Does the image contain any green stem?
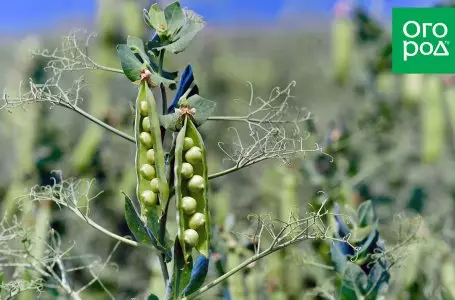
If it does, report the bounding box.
[159,50,168,114]
[183,235,312,300]
[208,116,298,124]
[58,101,135,143]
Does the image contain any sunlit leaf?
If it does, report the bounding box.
[116,44,143,82]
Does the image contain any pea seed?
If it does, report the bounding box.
[188,175,204,192]
[142,117,151,132]
[185,146,202,165]
[140,132,153,148]
[150,178,160,193]
[146,149,155,164]
[183,137,195,151]
[182,196,197,215]
[140,164,156,180]
[140,101,149,116]
[181,162,194,179]
[183,229,199,247]
[141,190,157,206]
[189,212,205,230]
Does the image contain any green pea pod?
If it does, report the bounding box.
[175,116,210,262]
[135,81,169,222]
[332,17,354,84]
[402,74,423,106]
[422,76,445,163]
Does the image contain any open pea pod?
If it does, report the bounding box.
[174,116,210,262]
[134,81,170,245]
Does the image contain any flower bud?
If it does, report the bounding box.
[140,101,149,116]
[189,212,205,230]
[183,229,199,247]
[140,164,156,180]
[146,149,155,164]
[188,175,204,192]
[150,178,160,193]
[183,137,195,151]
[142,117,151,132]
[185,146,202,165]
[181,162,194,179]
[181,196,197,215]
[141,190,157,206]
[140,132,153,148]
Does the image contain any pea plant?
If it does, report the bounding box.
[0,2,363,299]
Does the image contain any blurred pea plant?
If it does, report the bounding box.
[0,2,377,299]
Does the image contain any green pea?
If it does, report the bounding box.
[140,164,156,180]
[146,149,155,164]
[182,196,197,215]
[150,178,160,193]
[183,137,195,151]
[141,190,157,206]
[185,146,203,165]
[181,162,194,179]
[140,101,149,116]
[183,229,199,248]
[142,116,151,132]
[189,212,205,230]
[188,175,204,192]
[139,132,153,148]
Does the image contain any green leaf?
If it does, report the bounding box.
[357,200,376,227]
[157,15,205,54]
[187,95,216,127]
[124,194,170,256]
[127,35,150,64]
[164,1,185,36]
[181,255,209,296]
[339,262,369,299]
[148,3,167,32]
[160,111,183,132]
[127,35,146,55]
[167,238,193,300]
[151,72,176,88]
[117,44,143,82]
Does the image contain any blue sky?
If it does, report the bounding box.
[0,0,439,35]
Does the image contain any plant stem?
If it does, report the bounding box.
[183,235,310,300]
[208,158,267,180]
[158,254,170,286]
[159,50,168,114]
[208,116,300,124]
[59,101,135,143]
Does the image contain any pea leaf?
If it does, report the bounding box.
[187,95,216,127]
[117,44,143,82]
[156,13,205,54]
[147,294,159,300]
[357,200,376,227]
[127,35,146,55]
[165,1,185,36]
[160,111,182,132]
[181,255,209,297]
[123,194,171,258]
[339,262,369,299]
[166,238,193,300]
[148,3,167,32]
[330,240,348,273]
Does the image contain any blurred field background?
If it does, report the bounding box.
[1,0,455,299]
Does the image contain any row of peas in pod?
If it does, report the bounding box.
[135,81,169,220]
[175,116,210,261]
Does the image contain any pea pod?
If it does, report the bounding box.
[135,81,169,221]
[175,116,210,261]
